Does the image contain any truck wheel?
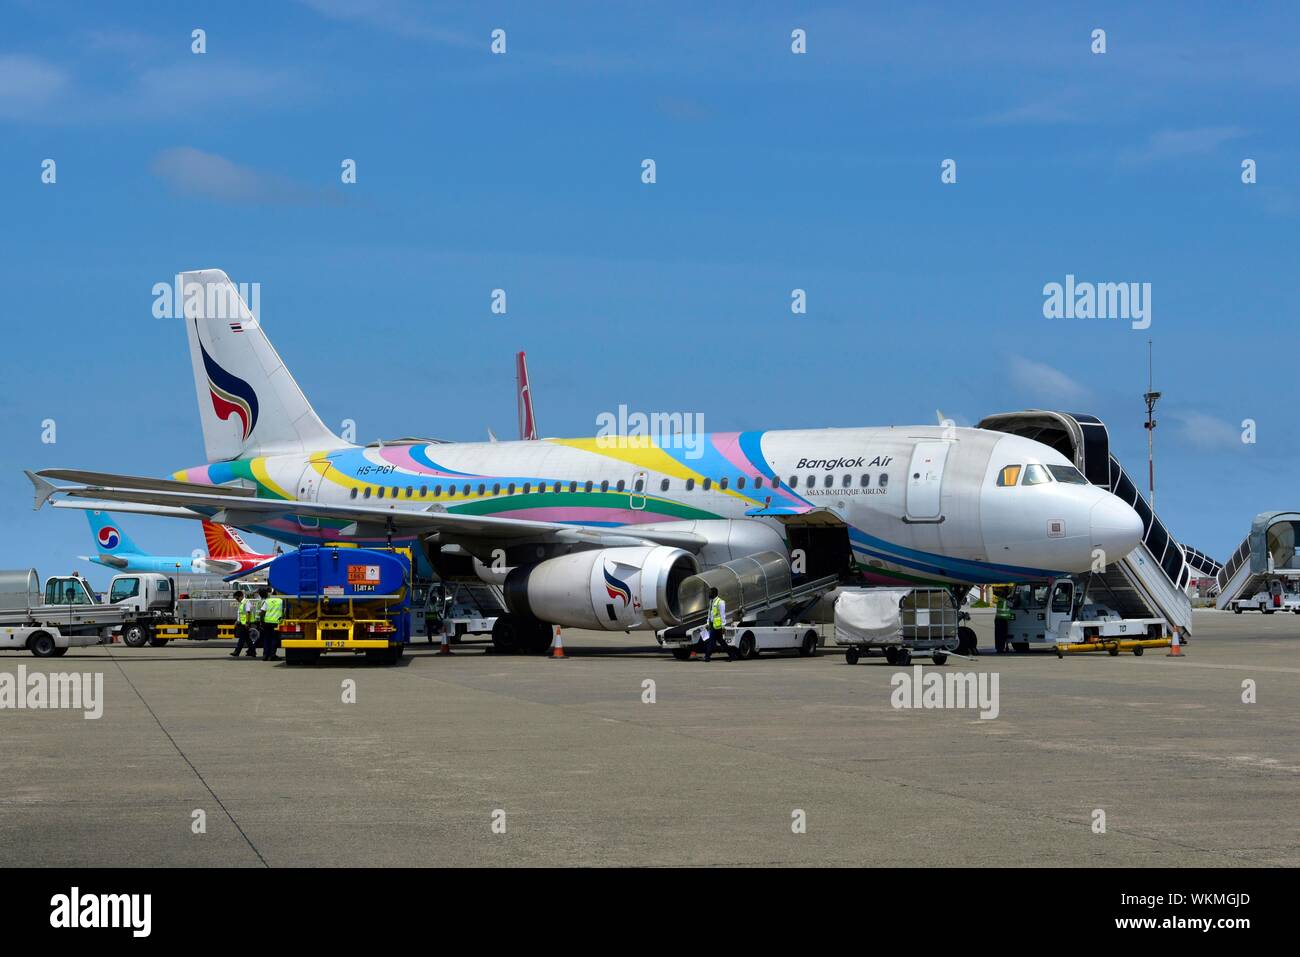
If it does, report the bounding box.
[1107,645,1120,656]
[671,646,693,661]
[122,624,151,648]
[738,632,757,660]
[931,653,948,666]
[148,636,169,647]
[884,647,899,665]
[51,646,69,657]
[957,626,978,655]
[798,630,818,657]
[29,632,57,658]
[896,648,912,666]
[845,647,860,665]
[1133,646,1144,656]
[1233,606,1242,614]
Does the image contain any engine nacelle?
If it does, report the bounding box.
[503,546,698,631]
[630,518,788,567]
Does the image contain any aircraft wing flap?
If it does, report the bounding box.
[38,469,256,497]
[51,498,204,519]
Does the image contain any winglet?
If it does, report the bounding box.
[26,470,59,510]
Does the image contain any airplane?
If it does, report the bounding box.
[30,268,1145,654]
[79,508,275,575]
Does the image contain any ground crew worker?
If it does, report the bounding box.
[701,587,731,662]
[230,589,258,658]
[258,587,285,661]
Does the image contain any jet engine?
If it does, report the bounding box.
[503,545,698,631]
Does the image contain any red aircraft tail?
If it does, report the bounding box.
[516,351,538,440]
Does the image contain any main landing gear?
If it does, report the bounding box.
[491,614,553,655]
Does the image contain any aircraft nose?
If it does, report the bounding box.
[1089,496,1144,565]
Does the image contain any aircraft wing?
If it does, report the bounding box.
[29,469,708,553]
[52,498,203,518]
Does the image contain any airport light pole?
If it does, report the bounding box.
[1143,339,1161,513]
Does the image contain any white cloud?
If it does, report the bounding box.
[0,53,305,126]
[1169,411,1245,451]
[296,0,475,48]
[0,55,71,118]
[150,147,337,206]
[1008,356,1089,404]
[1119,126,1247,166]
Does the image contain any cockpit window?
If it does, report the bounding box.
[1047,464,1089,485]
[1022,464,1051,486]
[996,465,1022,487]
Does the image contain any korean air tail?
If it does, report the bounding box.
[180,269,351,463]
[85,510,143,557]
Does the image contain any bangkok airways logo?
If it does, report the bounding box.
[603,565,632,606]
[97,526,121,550]
[196,324,259,442]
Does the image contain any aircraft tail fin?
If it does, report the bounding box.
[203,520,254,559]
[516,350,538,440]
[179,269,351,463]
[85,510,143,557]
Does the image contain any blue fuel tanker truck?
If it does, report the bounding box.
[268,545,412,665]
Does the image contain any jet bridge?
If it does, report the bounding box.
[1214,511,1300,610]
[978,411,1194,634]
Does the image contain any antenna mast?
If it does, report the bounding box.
[1143,339,1161,512]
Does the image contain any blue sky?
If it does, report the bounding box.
[1,1,1297,585]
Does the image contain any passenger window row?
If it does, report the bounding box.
[344,471,892,500]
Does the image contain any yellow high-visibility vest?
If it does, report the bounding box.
[262,596,285,625]
[237,598,255,624]
[709,597,725,629]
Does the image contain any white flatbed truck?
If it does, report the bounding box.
[0,625,100,657]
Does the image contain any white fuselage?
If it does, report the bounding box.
[175,424,1144,587]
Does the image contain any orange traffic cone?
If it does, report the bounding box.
[439,629,452,655]
[549,625,567,659]
[1167,629,1184,657]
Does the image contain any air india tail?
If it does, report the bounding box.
[203,520,257,560]
[179,269,351,463]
